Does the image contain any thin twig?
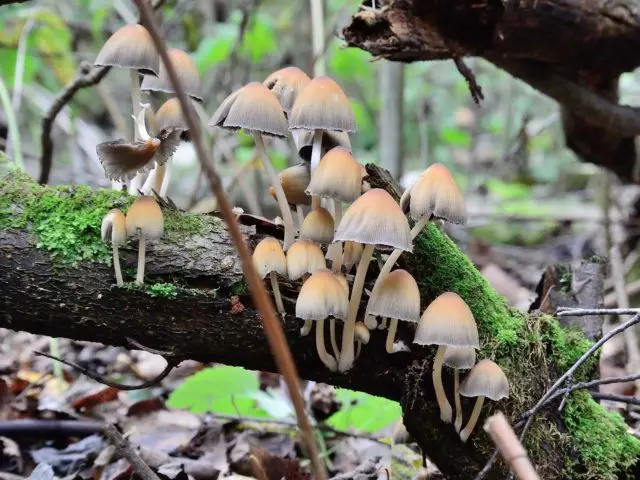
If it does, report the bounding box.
[131,2,327,479]
[126,336,176,357]
[453,56,484,105]
[546,373,640,406]
[589,392,640,406]
[556,307,640,316]
[34,351,176,390]
[103,424,160,480]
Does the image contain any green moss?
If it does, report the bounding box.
[146,282,178,298]
[564,391,640,479]
[164,209,206,242]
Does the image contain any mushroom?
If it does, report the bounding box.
[299,207,335,245]
[209,82,296,250]
[366,269,420,353]
[367,163,466,315]
[101,209,127,286]
[459,359,509,442]
[363,314,378,330]
[413,292,479,423]
[125,197,164,285]
[293,129,351,163]
[263,66,311,117]
[289,76,356,208]
[141,48,202,101]
[333,188,412,372]
[273,163,311,229]
[443,346,477,432]
[342,241,363,274]
[286,239,326,335]
[296,270,348,371]
[306,147,362,271]
[253,237,288,319]
[354,321,370,360]
[155,97,190,131]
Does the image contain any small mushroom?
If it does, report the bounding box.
[342,241,363,274]
[273,163,311,229]
[333,188,412,372]
[299,207,334,245]
[366,269,420,353]
[443,346,477,432]
[141,48,202,101]
[125,197,164,285]
[101,209,127,285]
[296,270,348,371]
[413,292,479,423]
[354,322,370,360]
[263,66,311,117]
[253,237,288,319]
[459,359,509,442]
[363,314,377,330]
[210,83,296,250]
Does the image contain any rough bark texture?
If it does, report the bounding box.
[1,168,639,479]
[343,0,640,183]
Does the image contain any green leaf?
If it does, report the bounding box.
[485,179,532,201]
[439,127,471,147]
[240,17,277,63]
[329,47,372,81]
[327,388,401,433]
[193,24,236,73]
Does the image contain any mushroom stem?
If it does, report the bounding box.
[364,314,377,330]
[328,201,343,272]
[454,369,463,433]
[378,317,388,330]
[128,71,144,195]
[300,320,313,336]
[135,235,146,285]
[310,130,323,209]
[385,318,398,353]
[355,340,362,360]
[269,271,285,319]
[159,159,172,197]
[365,217,429,312]
[433,345,453,423]
[460,396,485,442]
[316,319,337,371]
[338,243,375,372]
[253,133,296,250]
[296,205,305,232]
[330,318,340,359]
[112,245,123,286]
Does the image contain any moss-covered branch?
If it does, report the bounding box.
[0,169,638,479]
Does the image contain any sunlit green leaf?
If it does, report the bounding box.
[327,388,401,434]
[241,17,277,63]
[439,127,471,147]
[193,24,237,73]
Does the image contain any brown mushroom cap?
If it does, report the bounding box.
[141,48,202,101]
[367,269,420,322]
[286,240,326,280]
[209,82,288,138]
[299,207,335,244]
[94,24,159,75]
[155,98,190,132]
[459,359,509,401]
[125,197,164,239]
[279,163,311,206]
[342,241,363,273]
[413,292,479,348]
[354,322,370,344]
[334,188,412,251]
[306,147,362,202]
[252,237,287,279]
[296,269,348,321]
[289,76,356,132]
[101,209,127,246]
[443,346,477,370]
[263,66,311,116]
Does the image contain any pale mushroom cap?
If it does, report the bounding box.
[280,163,311,206]
[306,147,362,202]
[286,240,326,280]
[141,48,202,101]
[292,129,352,162]
[252,237,287,279]
[289,76,356,132]
[342,241,363,272]
[459,359,509,401]
[155,98,189,132]
[296,270,348,321]
[299,207,335,244]
[125,197,164,239]
[263,66,311,115]
[334,273,349,295]
[94,24,159,75]
[210,82,288,138]
[334,188,412,251]
[443,346,477,369]
[413,292,479,348]
[408,163,467,224]
[367,269,420,322]
[354,322,370,344]
[101,209,127,246]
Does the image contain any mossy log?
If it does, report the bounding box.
[0,168,638,479]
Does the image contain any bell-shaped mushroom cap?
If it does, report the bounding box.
[96,138,160,182]
[141,48,202,101]
[286,240,326,280]
[354,322,370,344]
[413,292,479,348]
[209,82,288,138]
[252,237,287,279]
[334,273,349,295]
[155,98,190,132]
[280,163,311,206]
[443,346,477,370]
[94,24,159,75]
[342,241,363,273]
[289,76,356,133]
[367,269,420,322]
[405,163,467,224]
[334,188,412,251]
[263,66,311,116]
[101,209,127,246]
[296,270,348,321]
[299,207,335,244]
[306,147,362,202]
[460,359,509,401]
[292,129,352,162]
[125,197,164,239]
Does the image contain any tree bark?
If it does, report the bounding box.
[1,168,638,479]
[343,0,640,184]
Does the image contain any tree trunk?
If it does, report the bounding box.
[1,169,638,479]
